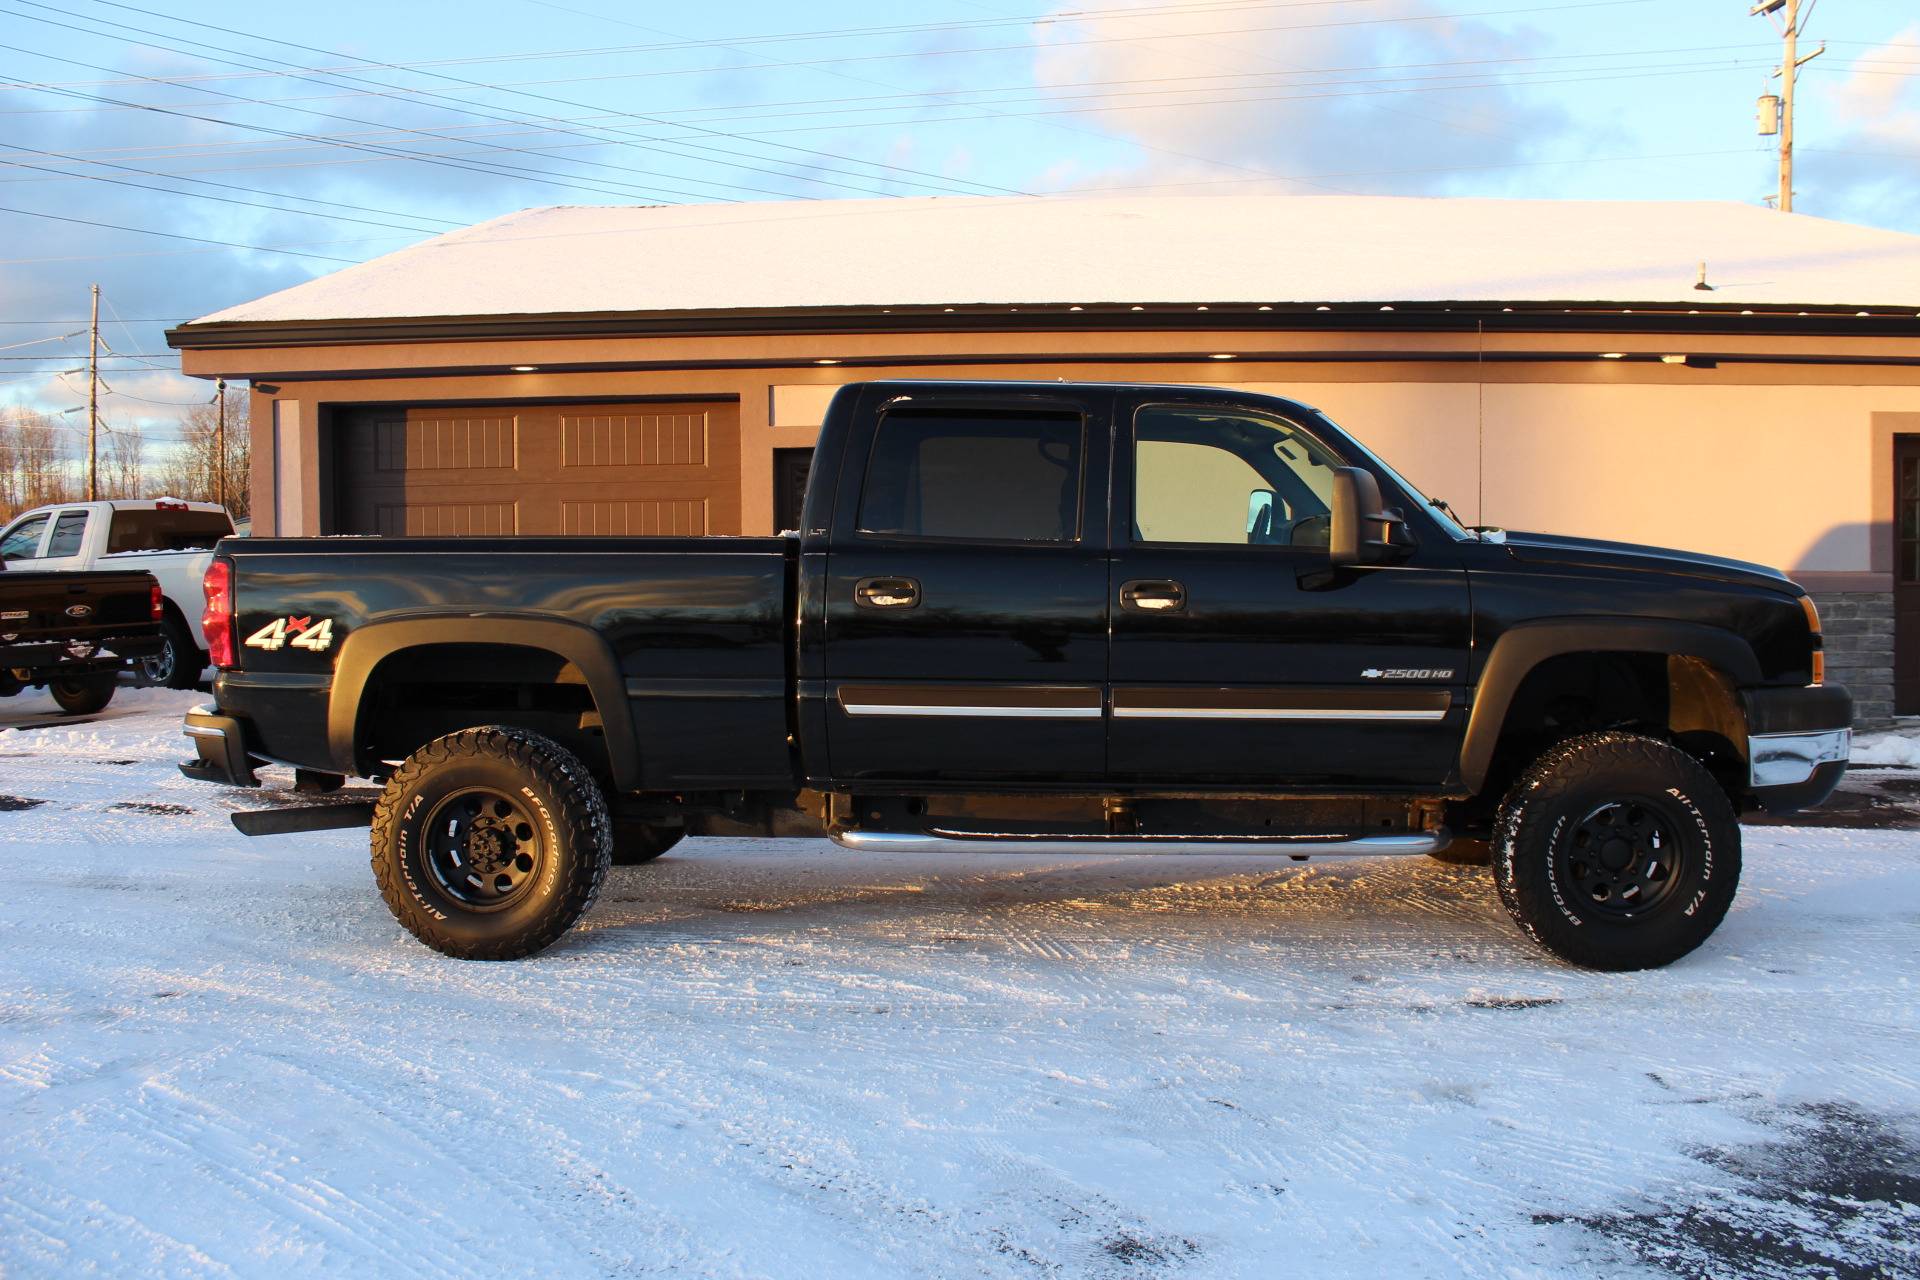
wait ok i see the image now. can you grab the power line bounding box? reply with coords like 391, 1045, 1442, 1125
0, 139, 459, 234
0, 203, 369, 261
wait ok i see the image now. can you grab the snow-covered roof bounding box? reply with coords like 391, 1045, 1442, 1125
187, 195, 1920, 325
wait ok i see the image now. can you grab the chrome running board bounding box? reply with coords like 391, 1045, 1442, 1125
830, 829, 1452, 856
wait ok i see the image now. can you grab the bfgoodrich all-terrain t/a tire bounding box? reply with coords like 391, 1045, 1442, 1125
370, 727, 611, 960
1492, 732, 1741, 972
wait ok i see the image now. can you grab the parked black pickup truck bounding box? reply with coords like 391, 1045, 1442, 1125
182, 380, 1851, 970
0, 559, 164, 713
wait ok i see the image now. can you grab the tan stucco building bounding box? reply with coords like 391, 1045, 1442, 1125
166, 194, 1920, 726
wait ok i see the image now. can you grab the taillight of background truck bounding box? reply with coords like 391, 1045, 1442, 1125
150, 582, 163, 620
202, 560, 233, 668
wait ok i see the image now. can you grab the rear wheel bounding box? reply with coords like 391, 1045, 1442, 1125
138, 614, 204, 689
370, 727, 611, 960
1492, 732, 1739, 971
49, 675, 115, 715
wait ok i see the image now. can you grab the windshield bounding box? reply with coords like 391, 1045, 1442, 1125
1324, 427, 1474, 541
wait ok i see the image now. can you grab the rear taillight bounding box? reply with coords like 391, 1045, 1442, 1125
150, 582, 164, 620
202, 559, 233, 668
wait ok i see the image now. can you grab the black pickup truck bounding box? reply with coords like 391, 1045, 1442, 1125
181, 380, 1851, 970
0, 556, 164, 714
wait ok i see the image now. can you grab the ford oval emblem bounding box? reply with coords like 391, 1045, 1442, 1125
64, 604, 93, 618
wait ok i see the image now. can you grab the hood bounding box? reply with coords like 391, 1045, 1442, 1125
1499, 530, 1798, 593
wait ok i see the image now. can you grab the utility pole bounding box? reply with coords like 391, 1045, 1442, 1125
1752, 0, 1823, 213
86, 283, 99, 501
214, 378, 227, 511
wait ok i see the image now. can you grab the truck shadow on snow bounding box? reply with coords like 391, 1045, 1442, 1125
579, 848, 1515, 952
1538, 1101, 1920, 1280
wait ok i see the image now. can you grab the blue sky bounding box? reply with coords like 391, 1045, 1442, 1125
2, 0, 1916, 443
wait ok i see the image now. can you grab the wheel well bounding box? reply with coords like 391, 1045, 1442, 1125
1460, 649, 1748, 830
159, 597, 202, 652
356, 643, 610, 775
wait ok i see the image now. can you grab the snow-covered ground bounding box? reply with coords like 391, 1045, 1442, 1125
3, 693, 1917, 1279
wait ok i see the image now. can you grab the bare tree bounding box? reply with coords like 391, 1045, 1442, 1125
101, 426, 147, 501
160, 386, 250, 517
0, 406, 79, 522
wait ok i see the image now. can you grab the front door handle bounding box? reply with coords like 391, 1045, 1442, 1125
855, 576, 920, 610
1119, 579, 1186, 612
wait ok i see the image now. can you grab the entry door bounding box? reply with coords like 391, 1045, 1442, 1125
822, 393, 1112, 783
1106, 397, 1471, 788
1897, 435, 1920, 714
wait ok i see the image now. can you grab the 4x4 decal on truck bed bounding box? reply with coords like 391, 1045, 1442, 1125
245, 616, 334, 652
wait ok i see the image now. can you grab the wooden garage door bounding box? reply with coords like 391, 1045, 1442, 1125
334, 401, 740, 536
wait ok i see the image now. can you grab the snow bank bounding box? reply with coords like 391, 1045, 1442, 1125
1851, 726, 1920, 767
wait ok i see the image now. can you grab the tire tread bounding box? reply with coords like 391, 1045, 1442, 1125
370, 726, 610, 960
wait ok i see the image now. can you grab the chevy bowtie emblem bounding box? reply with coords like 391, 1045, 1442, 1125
64, 604, 92, 618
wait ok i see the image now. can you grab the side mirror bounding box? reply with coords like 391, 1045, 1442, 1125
1329, 467, 1409, 565
1246, 489, 1276, 543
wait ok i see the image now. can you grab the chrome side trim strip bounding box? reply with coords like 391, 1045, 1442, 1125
1111, 707, 1448, 721
839, 703, 1103, 718
831, 829, 1451, 856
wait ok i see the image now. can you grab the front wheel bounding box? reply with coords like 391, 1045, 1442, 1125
370, 727, 612, 960
1492, 732, 1740, 972
50, 674, 116, 715
611, 819, 683, 866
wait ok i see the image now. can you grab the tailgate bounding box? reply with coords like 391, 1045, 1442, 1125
0, 568, 161, 650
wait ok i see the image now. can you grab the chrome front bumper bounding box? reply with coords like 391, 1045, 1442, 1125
1749, 728, 1850, 788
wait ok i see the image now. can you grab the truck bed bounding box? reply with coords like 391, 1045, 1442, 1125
215, 536, 796, 786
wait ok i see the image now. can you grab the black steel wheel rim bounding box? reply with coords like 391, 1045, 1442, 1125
421, 787, 545, 911
1560, 797, 1686, 918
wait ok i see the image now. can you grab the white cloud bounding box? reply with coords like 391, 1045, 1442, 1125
1802, 25, 1920, 235
1031, 0, 1570, 196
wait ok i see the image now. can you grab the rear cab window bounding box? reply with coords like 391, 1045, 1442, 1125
106, 507, 234, 554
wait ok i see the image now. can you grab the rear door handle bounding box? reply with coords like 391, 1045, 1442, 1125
1119, 579, 1186, 612
855, 576, 920, 610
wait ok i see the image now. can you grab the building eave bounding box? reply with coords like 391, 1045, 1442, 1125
166, 299, 1920, 352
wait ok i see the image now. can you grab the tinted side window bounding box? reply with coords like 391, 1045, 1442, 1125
0, 515, 49, 560
44, 510, 89, 557
106, 509, 234, 554
858, 409, 1084, 542
1133, 407, 1342, 547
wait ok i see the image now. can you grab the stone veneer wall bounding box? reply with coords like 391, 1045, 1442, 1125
1809, 590, 1894, 730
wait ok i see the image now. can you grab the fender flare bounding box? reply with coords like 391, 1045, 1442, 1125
1460, 617, 1763, 794
327, 614, 640, 790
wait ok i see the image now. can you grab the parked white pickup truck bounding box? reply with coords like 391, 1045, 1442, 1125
0, 499, 235, 688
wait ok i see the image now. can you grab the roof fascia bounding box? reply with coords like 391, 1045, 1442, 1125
167, 302, 1920, 351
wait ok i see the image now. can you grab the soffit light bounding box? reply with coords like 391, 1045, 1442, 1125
1599, 352, 1626, 359
511, 365, 538, 372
